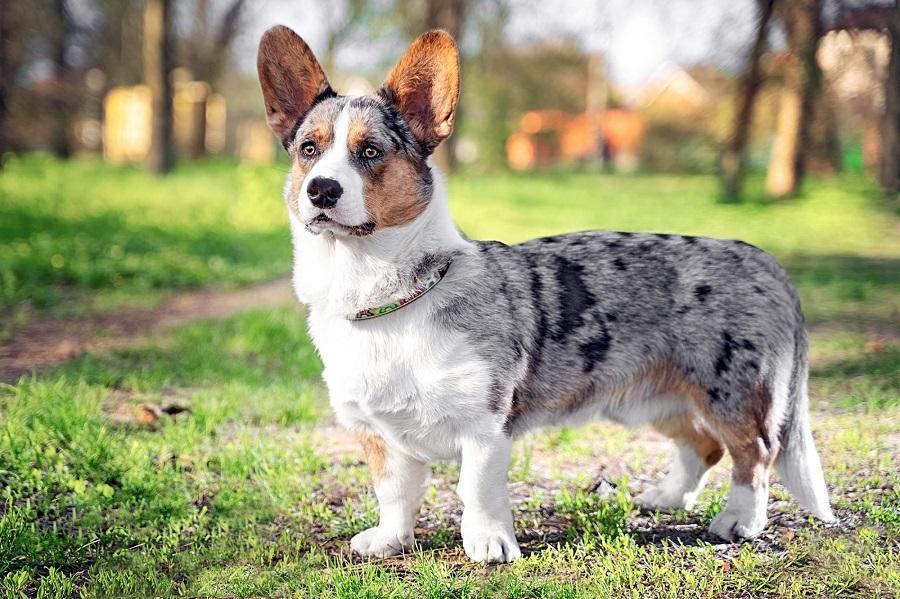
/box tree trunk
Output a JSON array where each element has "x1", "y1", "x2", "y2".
[
  {"x1": 765, "y1": 0, "x2": 823, "y2": 198},
  {"x1": 719, "y1": 0, "x2": 776, "y2": 200},
  {"x1": 49, "y1": 0, "x2": 73, "y2": 158},
  {"x1": 0, "y1": 1, "x2": 11, "y2": 167},
  {"x1": 425, "y1": 0, "x2": 467, "y2": 173},
  {"x1": 882, "y1": 8, "x2": 900, "y2": 193},
  {"x1": 143, "y1": 0, "x2": 174, "y2": 174}
]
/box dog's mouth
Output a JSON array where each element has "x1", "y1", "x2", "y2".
[{"x1": 305, "y1": 213, "x2": 375, "y2": 237}]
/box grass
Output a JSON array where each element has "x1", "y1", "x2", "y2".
[
  {"x1": 0, "y1": 154, "x2": 289, "y2": 317},
  {"x1": 1, "y1": 158, "x2": 898, "y2": 597}
]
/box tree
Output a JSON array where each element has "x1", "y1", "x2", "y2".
[
  {"x1": 765, "y1": 0, "x2": 824, "y2": 198},
  {"x1": 886, "y1": 4, "x2": 900, "y2": 192},
  {"x1": 180, "y1": 0, "x2": 247, "y2": 85},
  {"x1": 143, "y1": 0, "x2": 174, "y2": 174},
  {"x1": 0, "y1": 1, "x2": 14, "y2": 166},
  {"x1": 719, "y1": 0, "x2": 776, "y2": 200},
  {"x1": 826, "y1": 1, "x2": 900, "y2": 193},
  {"x1": 48, "y1": 0, "x2": 77, "y2": 158}
]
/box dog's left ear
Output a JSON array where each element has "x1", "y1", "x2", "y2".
[{"x1": 381, "y1": 30, "x2": 460, "y2": 155}]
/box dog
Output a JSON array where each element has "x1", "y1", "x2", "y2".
[{"x1": 257, "y1": 26, "x2": 835, "y2": 563}]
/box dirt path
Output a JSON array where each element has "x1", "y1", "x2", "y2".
[{"x1": 0, "y1": 277, "x2": 294, "y2": 383}]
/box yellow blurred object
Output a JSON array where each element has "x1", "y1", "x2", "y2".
[
  {"x1": 174, "y1": 80, "x2": 210, "y2": 158},
  {"x1": 205, "y1": 93, "x2": 227, "y2": 155},
  {"x1": 236, "y1": 120, "x2": 275, "y2": 165},
  {"x1": 103, "y1": 86, "x2": 152, "y2": 163}
]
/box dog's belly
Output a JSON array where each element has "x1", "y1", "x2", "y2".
[{"x1": 309, "y1": 313, "x2": 497, "y2": 461}]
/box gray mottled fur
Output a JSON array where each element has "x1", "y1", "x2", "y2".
[{"x1": 436, "y1": 231, "x2": 802, "y2": 440}]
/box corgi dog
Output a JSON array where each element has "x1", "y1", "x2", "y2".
[{"x1": 257, "y1": 26, "x2": 835, "y2": 563}]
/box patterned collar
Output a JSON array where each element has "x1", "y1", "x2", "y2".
[{"x1": 349, "y1": 260, "x2": 452, "y2": 321}]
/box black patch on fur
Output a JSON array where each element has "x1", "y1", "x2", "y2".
[
  {"x1": 580, "y1": 320, "x2": 612, "y2": 373},
  {"x1": 612, "y1": 257, "x2": 628, "y2": 271},
  {"x1": 654, "y1": 233, "x2": 672, "y2": 240},
  {"x1": 694, "y1": 284, "x2": 712, "y2": 302},
  {"x1": 681, "y1": 235, "x2": 698, "y2": 244},
  {"x1": 503, "y1": 390, "x2": 523, "y2": 435},
  {"x1": 523, "y1": 254, "x2": 549, "y2": 369},
  {"x1": 619, "y1": 231, "x2": 634, "y2": 237},
  {"x1": 752, "y1": 285, "x2": 766, "y2": 295},
  {"x1": 553, "y1": 257, "x2": 595, "y2": 341},
  {"x1": 714, "y1": 331, "x2": 739, "y2": 376},
  {"x1": 488, "y1": 379, "x2": 507, "y2": 413}
]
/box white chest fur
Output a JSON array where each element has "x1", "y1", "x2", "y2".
[{"x1": 307, "y1": 305, "x2": 494, "y2": 461}]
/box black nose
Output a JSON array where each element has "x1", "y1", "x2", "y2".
[{"x1": 307, "y1": 177, "x2": 343, "y2": 209}]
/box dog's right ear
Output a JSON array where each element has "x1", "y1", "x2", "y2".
[{"x1": 257, "y1": 25, "x2": 332, "y2": 145}]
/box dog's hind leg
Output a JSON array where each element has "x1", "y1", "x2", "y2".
[
  {"x1": 637, "y1": 413, "x2": 724, "y2": 511},
  {"x1": 351, "y1": 431, "x2": 428, "y2": 558},
  {"x1": 707, "y1": 386, "x2": 779, "y2": 541}
]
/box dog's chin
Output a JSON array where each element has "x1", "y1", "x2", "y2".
[{"x1": 304, "y1": 214, "x2": 375, "y2": 237}]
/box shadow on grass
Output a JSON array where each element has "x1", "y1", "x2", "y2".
[
  {"x1": 0, "y1": 205, "x2": 290, "y2": 311},
  {"x1": 780, "y1": 253, "x2": 900, "y2": 333}
]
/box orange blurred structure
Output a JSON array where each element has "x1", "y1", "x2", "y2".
[{"x1": 506, "y1": 109, "x2": 644, "y2": 171}]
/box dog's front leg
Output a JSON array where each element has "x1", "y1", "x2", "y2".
[
  {"x1": 457, "y1": 434, "x2": 522, "y2": 563},
  {"x1": 351, "y1": 431, "x2": 428, "y2": 558}
]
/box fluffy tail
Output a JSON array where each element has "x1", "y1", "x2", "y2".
[{"x1": 774, "y1": 327, "x2": 836, "y2": 522}]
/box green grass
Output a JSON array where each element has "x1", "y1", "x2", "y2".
[
  {"x1": 1, "y1": 159, "x2": 898, "y2": 597},
  {"x1": 0, "y1": 154, "x2": 289, "y2": 316}
]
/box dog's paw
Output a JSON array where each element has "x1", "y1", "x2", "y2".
[
  {"x1": 462, "y1": 525, "x2": 521, "y2": 563},
  {"x1": 635, "y1": 485, "x2": 696, "y2": 511},
  {"x1": 350, "y1": 526, "x2": 415, "y2": 558},
  {"x1": 708, "y1": 509, "x2": 767, "y2": 541}
]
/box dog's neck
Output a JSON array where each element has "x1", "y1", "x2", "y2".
[{"x1": 289, "y1": 168, "x2": 470, "y2": 318}]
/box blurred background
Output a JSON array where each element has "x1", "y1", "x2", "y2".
[
  {"x1": 0, "y1": 0, "x2": 898, "y2": 194},
  {"x1": 1, "y1": 4, "x2": 899, "y2": 596}
]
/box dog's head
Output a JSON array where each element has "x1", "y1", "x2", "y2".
[{"x1": 257, "y1": 26, "x2": 459, "y2": 237}]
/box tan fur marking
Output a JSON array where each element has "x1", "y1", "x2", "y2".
[
  {"x1": 694, "y1": 385, "x2": 777, "y2": 488},
  {"x1": 288, "y1": 156, "x2": 310, "y2": 215},
  {"x1": 347, "y1": 117, "x2": 370, "y2": 151},
  {"x1": 653, "y1": 413, "x2": 725, "y2": 468},
  {"x1": 638, "y1": 360, "x2": 709, "y2": 404},
  {"x1": 364, "y1": 156, "x2": 428, "y2": 229},
  {"x1": 357, "y1": 430, "x2": 387, "y2": 482},
  {"x1": 382, "y1": 30, "x2": 459, "y2": 151}
]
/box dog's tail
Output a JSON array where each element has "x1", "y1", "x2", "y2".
[{"x1": 774, "y1": 325, "x2": 835, "y2": 522}]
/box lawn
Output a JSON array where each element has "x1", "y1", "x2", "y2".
[{"x1": 0, "y1": 157, "x2": 897, "y2": 597}]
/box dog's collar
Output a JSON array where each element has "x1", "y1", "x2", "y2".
[{"x1": 349, "y1": 260, "x2": 451, "y2": 321}]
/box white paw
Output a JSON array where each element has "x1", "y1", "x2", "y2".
[
  {"x1": 635, "y1": 485, "x2": 697, "y2": 511},
  {"x1": 708, "y1": 508, "x2": 767, "y2": 541},
  {"x1": 350, "y1": 526, "x2": 415, "y2": 558},
  {"x1": 462, "y1": 525, "x2": 521, "y2": 563}
]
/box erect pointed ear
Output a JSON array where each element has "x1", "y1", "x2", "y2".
[
  {"x1": 380, "y1": 30, "x2": 460, "y2": 155},
  {"x1": 257, "y1": 25, "x2": 333, "y2": 145}
]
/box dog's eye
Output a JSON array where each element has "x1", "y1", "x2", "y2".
[
  {"x1": 362, "y1": 145, "x2": 381, "y2": 160},
  {"x1": 300, "y1": 142, "x2": 317, "y2": 157}
]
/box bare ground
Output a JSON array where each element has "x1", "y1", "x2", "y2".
[{"x1": 0, "y1": 277, "x2": 294, "y2": 383}]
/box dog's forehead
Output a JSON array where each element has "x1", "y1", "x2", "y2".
[
  {"x1": 293, "y1": 96, "x2": 345, "y2": 142},
  {"x1": 296, "y1": 94, "x2": 402, "y2": 148}
]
